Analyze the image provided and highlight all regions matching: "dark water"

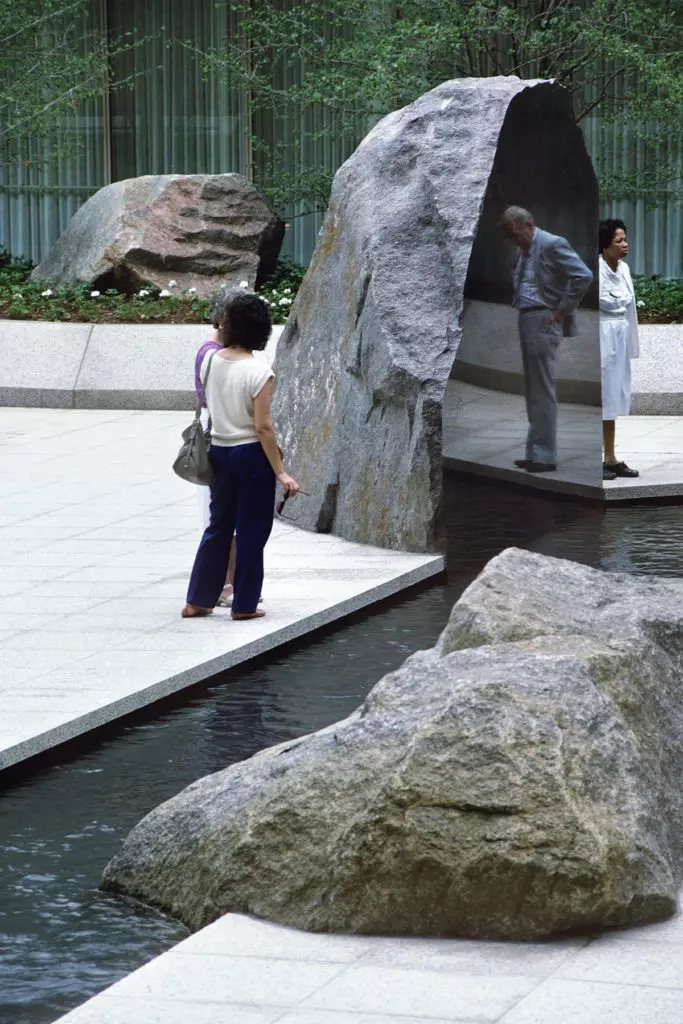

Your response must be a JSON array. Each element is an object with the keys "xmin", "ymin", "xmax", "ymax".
[{"xmin": 1, "ymin": 474, "xmax": 682, "ymax": 1024}]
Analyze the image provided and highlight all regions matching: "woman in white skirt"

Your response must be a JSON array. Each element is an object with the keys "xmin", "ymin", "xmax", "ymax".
[{"xmin": 599, "ymin": 218, "xmax": 640, "ymax": 481}]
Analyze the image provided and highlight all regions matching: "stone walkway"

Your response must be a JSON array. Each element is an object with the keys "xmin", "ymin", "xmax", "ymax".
[
  {"xmin": 54, "ymin": 907, "xmax": 683, "ymax": 1024},
  {"xmin": 0, "ymin": 407, "xmax": 442, "ymax": 771},
  {"xmin": 443, "ymin": 380, "xmax": 682, "ymax": 500}
]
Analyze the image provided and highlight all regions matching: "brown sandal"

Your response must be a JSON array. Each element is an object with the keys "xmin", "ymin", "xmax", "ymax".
[
  {"xmin": 181, "ymin": 604, "xmax": 213, "ymax": 618},
  {"xmin": 231, "ymin": 610, "xmax": 266, "ymax": 620}
]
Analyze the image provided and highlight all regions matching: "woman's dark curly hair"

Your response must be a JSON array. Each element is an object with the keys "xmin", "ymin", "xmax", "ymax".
[
  {"xmin": 599, "ymin": 218, "xmax": 627, "ymax": 254},
  {"xmin": 212, "ymin": 287, "xmax": 271, "ymax": 351}
]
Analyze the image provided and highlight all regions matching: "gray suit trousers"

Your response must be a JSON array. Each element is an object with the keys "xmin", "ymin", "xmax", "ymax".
[{"xmin": 518, "ymin": 310, "xmax": 562, "ymax": 464}]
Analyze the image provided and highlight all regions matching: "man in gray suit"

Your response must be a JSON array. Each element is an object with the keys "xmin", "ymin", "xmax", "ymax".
[{"xmin": 501, "ymin": 206, "xmax": 593, "ymax": 473}]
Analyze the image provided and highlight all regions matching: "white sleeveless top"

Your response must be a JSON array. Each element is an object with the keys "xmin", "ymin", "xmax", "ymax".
[{"xmin": 201, "ymin": 353, "xmax": 274, "ymax": 447}]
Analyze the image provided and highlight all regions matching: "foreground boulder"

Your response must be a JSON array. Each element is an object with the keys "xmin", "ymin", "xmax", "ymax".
[
  {"xmin": 272, "ymin": 77, "xmax": 597, "ymax": 550},
  {"xmin": 102, "ymin": 550, "xmax": 683, "ymax": 939},
  {"xmin": 31, "ymin": 174, "xmax": 283, "ymax": 296}
]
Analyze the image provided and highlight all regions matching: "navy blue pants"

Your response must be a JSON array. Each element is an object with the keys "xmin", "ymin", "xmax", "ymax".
[{"xmin": 186, "ymin": 442, "xmax": 275, "ymax": 614}]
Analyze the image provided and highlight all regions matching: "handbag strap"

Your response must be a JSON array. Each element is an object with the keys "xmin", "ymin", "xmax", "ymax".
[{"xmin": 196, "ymin": 350, "xmax": 217, "ymax": 429}]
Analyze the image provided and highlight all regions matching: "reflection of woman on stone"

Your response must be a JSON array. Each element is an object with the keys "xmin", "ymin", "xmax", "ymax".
[{"xmin": 599, "ymin": 219, "xmax": 640, "ymax": 480}]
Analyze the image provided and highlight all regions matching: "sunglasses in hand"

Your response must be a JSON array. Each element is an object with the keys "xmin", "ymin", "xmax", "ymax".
[{"xmin": 276, "ymin": 488, "xmax": 309, "ymax": 520}]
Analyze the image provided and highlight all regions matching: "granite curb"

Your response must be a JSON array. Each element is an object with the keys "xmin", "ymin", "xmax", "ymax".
[{"xmin": 0, "ymin": 321, "xmax": 679, "ymax": 412}]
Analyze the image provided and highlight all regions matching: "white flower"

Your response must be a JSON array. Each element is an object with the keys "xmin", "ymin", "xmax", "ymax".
[
  {"xmin": 283, "ymin": 288, "xmax": 291, "ymax": 294},
  {"xmin": 278, "ymin": 297, "xmax": 292, "ymax": 306},
  {"xmin": 13, "ymin": 293, "xmax": 23, "ymax": 300},
  {"xmin": 137, "ymin": 289, "xmax": 150, "ymax": 298},
  {"xmin": 168, "ymin": 279, "xmax": 178, "ymax": 288},
  {"xmin": 636, "ymin": 299, "xmax": 646, "ymax": 308},
  {"xmin": 188, "ymin": 286, "xmax": 197, "ymax": 294},
  {"xmin": 90, "ymin": 290, "xmax": 101, "ymax": 298},
  {"xmin": 239, "ymin": 279, "xmax": 249, "ymax": 288},
  {"xmin": 41, "ymin": 288, "xmax": 53, "ymax": 297},
  {"xmin": 159, "ymin": 289, "xmax": 171, "ymax": 298}
]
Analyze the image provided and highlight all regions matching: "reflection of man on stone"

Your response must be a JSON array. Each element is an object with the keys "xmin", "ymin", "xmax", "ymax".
[{"xmin": 501, "ymin": 206, "xmax": 593, "ymax": 473}]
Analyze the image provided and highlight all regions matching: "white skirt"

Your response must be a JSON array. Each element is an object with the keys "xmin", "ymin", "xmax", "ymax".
[
  {"xmin": 196, "ymin": 484, "xmax": 211, "ymax": 530},
  {"xmin": 600, "ymin": 316, "xmax": 632, "ymax": 420}
]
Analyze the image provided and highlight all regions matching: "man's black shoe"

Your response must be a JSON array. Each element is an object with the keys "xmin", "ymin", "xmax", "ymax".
[
  {"xmin": 604, "ymin": 461, "xmax": 639, "ymax": 478},
  {"xmin": 524, "ymin": 462, "xmax": 557, "ymax": 473},
  {"xmin": 603, "ymin": 466, "xmax": 618, "ymax": 481},
  {"xmin": 514, "ymin": 459, "xmax": 532, "ymax": 469}
]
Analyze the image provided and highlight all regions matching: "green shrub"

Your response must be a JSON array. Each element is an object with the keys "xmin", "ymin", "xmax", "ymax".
[
  {"xmin": 0, "ymin": 256, "xmax": 307, "ymax": 326},
  {"xmin": 632, "ymin": 276, "xmax": 683, "ymax": 324},
  {"xmin": 2, "ymin": 248, "xmax": 681, "ymax": 325}
]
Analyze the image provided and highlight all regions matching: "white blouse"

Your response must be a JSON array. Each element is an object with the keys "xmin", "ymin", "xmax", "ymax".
[
  {"xmin": 201, "ymin": 353, "xmax": 274, "ymax": 447},
  {"xmin": 599, "ymin": 256, "xmax": 640, "ymax": 358}
]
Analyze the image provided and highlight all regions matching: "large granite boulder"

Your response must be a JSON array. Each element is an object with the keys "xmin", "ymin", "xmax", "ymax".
[
  {"xmin": 31, "ymin": 174, "xmax": 284, "ymax": 296},
  {"xmin": 102, "ymin": 550, "xmax": 683, "ymax": 939},
  {"xmin": 272, "ymin": 77, "xmax": 597, "ymax": 551}
]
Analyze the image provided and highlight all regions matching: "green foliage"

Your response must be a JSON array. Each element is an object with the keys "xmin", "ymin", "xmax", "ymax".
[
  {"xmin": 0, "ymin": 0, "xmax": 154, "ymax": 168},
  {"xmin": 258, "ymin": 257, "xmax": 307, "ymax": 320},
  {"xmin": 260, "ymin": 257, "xmax": 307, "ymax": 294},
  {"xmin": 3, "ymin": 253, "xmax": 681, "ymax": 324},
  {"xmin": 194, "ymin": 0, "xmax": 683, "ymax": 210},
  {"xmin": 1, "ymin": 1, "xmax": 106, "ymax": 164},
  {"xmin": 633, "ymin": 276, "xmax": 683, "ymax": 323},
  {"xmin": 0, "ymin": 256, "xmax": 307, "ymax": 325}
]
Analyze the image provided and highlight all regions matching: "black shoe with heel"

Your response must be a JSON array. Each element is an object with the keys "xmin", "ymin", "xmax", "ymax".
[{"xmin": 604, "ymin": 461, "xmax": 639, "ymax": 478}]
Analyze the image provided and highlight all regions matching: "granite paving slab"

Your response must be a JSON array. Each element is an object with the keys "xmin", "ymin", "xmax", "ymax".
[
  {"xmin": 0, "ymin": 408, "xmax": 442, "ymax": 771},
  {"xmin": 52, "ymin": 908, "xmax": 683, "ymax": 1024},
  {"xmin": 443, "ymin": 380, "xmax": 683, "ymax": 500}
]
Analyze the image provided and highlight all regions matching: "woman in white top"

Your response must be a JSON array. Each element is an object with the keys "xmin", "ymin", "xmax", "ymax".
[
  {"xmin": 182, "ymin": 289, "xmax": 299, "ymax": 620},
  {"xmin": 599, "ymin": 219, "xmax": 640, "ymax": 481}
]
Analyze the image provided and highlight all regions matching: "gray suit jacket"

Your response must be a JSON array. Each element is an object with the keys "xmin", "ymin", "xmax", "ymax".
[{"xmin": 515, "ymin": 227, "xmax": 593, "ymax": 337}]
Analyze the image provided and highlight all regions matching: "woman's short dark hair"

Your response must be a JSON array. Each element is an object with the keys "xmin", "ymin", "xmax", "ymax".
[
  {"xmin": 212, "ymin": 287, "xmax": 271, "ymax": 351},
  {"xmin": 599, "ymin": 218, "xmax": 627, "ymax": 253}
]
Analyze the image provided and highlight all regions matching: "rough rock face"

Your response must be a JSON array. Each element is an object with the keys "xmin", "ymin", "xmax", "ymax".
[
  {"xmin": 31, "ymin": 174, "xmax": 284, "ymax": 296},
  {"xmin": 271, "ymin": 77, "xmax": 597, "ymax": 551},
  {"xmin": 102, "ymin": 550, "xmax": 683, "ymax": 940}
]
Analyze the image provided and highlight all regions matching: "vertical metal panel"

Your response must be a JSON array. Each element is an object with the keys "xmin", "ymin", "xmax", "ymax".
[
  {"xmin": 1, "ymin": 1, "xmax": 679, "ymax": 277},
  {"xmin": 0, "ymin": 2, "xmax": 107, "ymax": 264},
  {"xmin": 582, "ymin": 107, "xmax": 682, "ymax": 278},
  {"xmin": 106, "ymin": 0, "xmax": 247, "ymax": 180}
]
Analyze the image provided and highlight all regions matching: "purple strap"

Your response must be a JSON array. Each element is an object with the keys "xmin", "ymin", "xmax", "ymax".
[{"xmin": 194, "ymin": 339, "xmax": 221, "ymax": 402}]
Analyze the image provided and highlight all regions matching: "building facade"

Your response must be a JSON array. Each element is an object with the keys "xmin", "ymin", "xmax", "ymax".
[{"xmin": 1, "ymin": 0, "xmax": 681, "ymax": 276}]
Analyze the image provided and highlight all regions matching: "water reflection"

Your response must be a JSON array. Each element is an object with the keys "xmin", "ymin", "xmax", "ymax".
[{"xmin": 1, "ymin": 474, "xmax": 681, "ymax": 1024}]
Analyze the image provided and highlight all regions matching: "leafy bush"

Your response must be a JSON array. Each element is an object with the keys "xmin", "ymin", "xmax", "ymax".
[
  {"xmin": 2, "ymin": 248, "xmax": 681, "ymax": 325},
  {"xmin": 0, "ymin": 256, "xmax": 307, "ymax": 326},
  {"xmin": 257, "ymin": 256, "xmax": 306, "ymax": 320},
  {"xmin": 632, "ymin": 276, "xmax": 683, "ymax": 324}
]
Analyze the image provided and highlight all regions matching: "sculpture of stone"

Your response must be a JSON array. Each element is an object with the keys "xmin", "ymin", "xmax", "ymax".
[
  {"xmin": 101, "ymin": 549, "xmax": 683, "ymax": 940},
  {"xmin": 272, "ymin": 77, "xmax": 597, "ymax": 551},
  {"xmin": 30, "ymin": 174, "xmax": 284, "ymax": 297}
]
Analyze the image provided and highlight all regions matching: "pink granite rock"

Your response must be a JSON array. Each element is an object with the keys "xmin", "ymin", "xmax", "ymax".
[{"xmin": 31, "ymin": 174, "xmax": 284, "ymax": 297}]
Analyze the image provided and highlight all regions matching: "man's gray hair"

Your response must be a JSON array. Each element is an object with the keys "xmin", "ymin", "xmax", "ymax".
[
  {"xmin": 211, "ymin": 284, "xmax": 247, "ymax": 329},
  {"xmin": 501, "ymin": 205, "xmax": 534, "ymax": 227}
]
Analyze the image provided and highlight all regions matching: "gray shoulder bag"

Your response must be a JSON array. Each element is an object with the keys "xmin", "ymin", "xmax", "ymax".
[{"xmin": 172, "ymin": 351, "xmax": 216, "ymax": 486}]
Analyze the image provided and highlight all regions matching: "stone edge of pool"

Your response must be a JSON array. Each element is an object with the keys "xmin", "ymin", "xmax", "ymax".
[{"xmin": 0, "ymin": 552, "xmax": 444, "ymax": 773}]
